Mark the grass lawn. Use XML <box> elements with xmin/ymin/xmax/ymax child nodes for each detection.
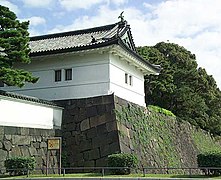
<box><xmin>0</xmin><ymin>173</ymin><xmax>221</xmax><ymax>179</ymax></box>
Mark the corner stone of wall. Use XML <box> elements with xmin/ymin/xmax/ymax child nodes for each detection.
<box><xmin>0</xmin><ymin>126</ymin><xmax>60</xmax><ymax>173</ymax></box>
<box><xmin>114</xmin><ymin>96</ymin><xmax>140</xmax><ymax>154</ymax></box>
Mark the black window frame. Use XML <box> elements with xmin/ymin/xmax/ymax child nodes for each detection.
<box><xmin>125</xmin><ymin>73</ymin><xmax>128</xmax><ymax>84</ymax></box>
<box><xmin>129</xmin><ymin>75</ymin><xmax>133</xmax><ymax>86</ymax></box>
<box><xmin>65</xmin><ymin>68</ymin><xmax>72</xmax><ymax>81</ymax></box>
<box><xmin>55</xmin><ymin>70</ymin><xmax>62</xmax><ymax>82</ymax></box>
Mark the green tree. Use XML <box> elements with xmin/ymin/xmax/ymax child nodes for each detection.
<box><xmin>137</xmin><ymin>42</ymin><xmax>221</xmax><ymax>135</ymax></box>
<box><xmin>0</xmin><ymin>5</ymin><xmax>38</xmax><ymax>87</ymax></box>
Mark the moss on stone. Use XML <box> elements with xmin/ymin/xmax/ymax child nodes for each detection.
<box><xmin>192</xmin><ymin>129</ymin><xmax>221</xmax><ymax>153</ymax></box>
<box><xmin>115</xmin><ymin>102</ymin><xmax>221</xmax><ymax>170</ymax></box>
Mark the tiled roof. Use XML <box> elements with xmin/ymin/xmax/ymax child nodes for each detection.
<box><xmin>30</xmin><ymin>22</ymin><xmax>129</xmax><ymax>55</ymax></box>
<box><xmin>29</xmin><ymin>21</ymin><xmax>160</xmax><ymax>73</ymax></box>
<box><xmin>0</xmin><ymin>90</ymin><xmax>62</xmax><ymax>108</ymax></box>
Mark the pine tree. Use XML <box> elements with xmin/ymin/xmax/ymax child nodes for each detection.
<box><xmin>0</xmin><ymin>5</ymin><xmax>38</xmax><ymax>87</ymax></box>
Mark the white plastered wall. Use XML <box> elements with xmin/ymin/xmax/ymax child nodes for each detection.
<box><xmin>0</xmin><ymin>96</ymin><xmax>62</xmax><ymax>129</ymax></box>
<box><xmin>109</xmin><ymin>53</ymin><xmax>146</xmax><ymax>106</ymax></box>
<box><xmin>2</xmin><ymin>52</ymin><xmax>110</xmax><ymax>100</ymax></box>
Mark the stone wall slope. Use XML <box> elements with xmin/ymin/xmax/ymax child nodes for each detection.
<box><xmin>115</xmin><ymin>96</ymin><xmax>221</xmax><ymax>172</ymax></box>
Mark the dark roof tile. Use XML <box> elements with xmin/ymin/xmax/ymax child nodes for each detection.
<box><xmin>30</xmin><ymin>23</ymin><xmax>122</xmax><ymax>54</ymax></box>
<box><xmin>0</xmin><ymin>90</ymin><xmax>62</xmax><ymax>108</ymax></box>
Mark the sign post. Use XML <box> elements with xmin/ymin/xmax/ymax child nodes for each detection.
<box><xmin>46</xmin><ymin>137</ymin><xmax>62</xmax><ymax>175</ymax></box>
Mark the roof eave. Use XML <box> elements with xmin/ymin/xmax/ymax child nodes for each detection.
<box><xmin>116</xmin><ymin>39</ymin><xmax>161</xmax><ymax>74</ymax></box>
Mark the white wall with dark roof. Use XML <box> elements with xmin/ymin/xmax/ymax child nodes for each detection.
<box><xmin>1</xmin><ymin>47</ymin><xmax>147</xmax><ymax>106</ymax></box>
<box><xmin>0</xmin><ymin>95</ymin><xmax>62</xmax><ymax>129</ymax></box>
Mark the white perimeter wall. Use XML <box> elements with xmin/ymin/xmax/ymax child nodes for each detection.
<box><xmin>109</xmin><ymin>54</ymin><xmax>145</xmax><ymax>106</ymax></box>
<box><xmin>0</xmin><ymin>96</ymin><xmax>62</xmax><ymax>129</ymax></box>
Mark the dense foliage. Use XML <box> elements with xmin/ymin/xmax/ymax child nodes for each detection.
<box><xmin>0</xmin><ymin>5</ymin><xmax>38</xmax><ymax>87</ymax></box>
<box><xmin>197</xmin><ymin>152</ymin><xmax>221</xmax><ymax>175</ymax></box>
<box><xmin>4</xmin><ymin>157</ymin><xmax>36</xmax><ymax>175</ymax></box>
<box><xmin>108</xmin><ymin>153</ymin><xmax>138</xmax><ymax>175</ymax></box>
<box><xmin>137</xmin><ymin>42</ymin><xmax>221</xmax><ymax>135</ymax></box>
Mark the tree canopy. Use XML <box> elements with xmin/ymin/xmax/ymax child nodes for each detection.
<box><xmin>137</xmin><ymin>42</ymin><xmax>221</xmax><ymax>135</ymax></box>
<box><xmin>0</xmin><ymin>5</ymin><xmax>38</xmax><ymax>87</ymax></box>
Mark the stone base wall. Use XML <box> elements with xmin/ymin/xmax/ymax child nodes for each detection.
<box><xmin>0</xmin><ymin>126</ymin><xmax>60</xmax><ymax>173</ymax></box>
<box><xmin>56</xmin><ymin>94</ymin><xmax>120</xmax><ymax>167</ymax></box>
<box><xmin>58</xmin><ymin>94</ymin><xmax>202</xmax><ymax>169</ymax></box>
<box><xmin>114</xmin><ymin>96</ymin><xmax>221</xmax><ymax>173</ymax></box>
<box><xmin>1</xmin><ymin>94</ymin><xmax>219</xmax><ymax>174</ymax></box>
<box><xmin>0</xmin><ymin>94</ymin><xmax>212</xmax><ymax>173</ymax></box>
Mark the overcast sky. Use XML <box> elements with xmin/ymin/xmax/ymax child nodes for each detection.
<box><xmin>1</xmin><ymin>0</ymin><xmax>221</xmax><ymax>88</ymax></box>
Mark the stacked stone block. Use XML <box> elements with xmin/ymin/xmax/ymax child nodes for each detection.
<box><xmin>0</xmin><ymin>126</ymin><xmax>59</xmax><ymax>173</ymax></box>
<box><xmin>56</xmin><ymin>94</ymin><xmax>121</xmax><ymax>167</ymax></box>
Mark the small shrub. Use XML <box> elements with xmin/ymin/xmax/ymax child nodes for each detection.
<box><xmin>4</xmin><ymin>157</ymin><xmax>36</xmax><ymax>176</ymax></box>
<box><xmin>197</xmin><ymin>151</ymin><xmax>221</xmax><ymax>176</ymax></box>
<box><xmin>148</xmin><ymin>105</ymin><xmax>175</xmax><ymax>117</ymax></box>
<box><xmin>108</xmin><ymin>153</ymin><xmax>138</xmax><ymax>175</ymax></box>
